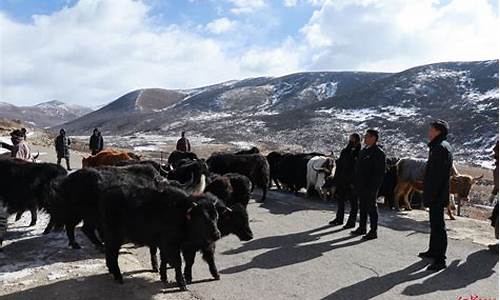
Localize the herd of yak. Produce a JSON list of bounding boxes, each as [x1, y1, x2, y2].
[[0, 146, 482, 291]]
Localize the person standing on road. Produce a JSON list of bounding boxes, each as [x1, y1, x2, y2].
[[329, 133, 361, 229], [487, 140, 499, 204], [0, 129, 32, 160], [488, 140, 499, 253], [351, 129, 386, 240], [418, 120, 453, 271], [176, 131, 191, 152], [89, 128, 104, 155], [55, 129, 71, 171]]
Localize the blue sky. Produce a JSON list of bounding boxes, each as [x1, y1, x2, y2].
[[0, 0, 498, 106]]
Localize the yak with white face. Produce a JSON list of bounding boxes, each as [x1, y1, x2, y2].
[[306, 156, 335, 200]]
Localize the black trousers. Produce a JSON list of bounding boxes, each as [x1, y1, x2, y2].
[[335, 186, 358, 224], [429, 202, 447, 261], [359, 192, 378, 231], [57, 157, 71, 170]]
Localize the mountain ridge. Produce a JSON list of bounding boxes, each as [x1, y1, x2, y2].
[[0, 100, 93, 128]]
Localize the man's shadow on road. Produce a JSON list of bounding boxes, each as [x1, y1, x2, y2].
[[402, 249, 499, 296], [220, 225, 366, 273], [320, 249, 498, 300]]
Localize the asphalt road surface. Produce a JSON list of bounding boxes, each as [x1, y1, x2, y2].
[[1, 190, 498, 300], [128, 190, 498, 300]]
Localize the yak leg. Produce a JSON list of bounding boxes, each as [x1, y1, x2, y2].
[[447, 195, 456, 220], [260, 185, 267, 202], [163, 246, 187, 291], [149, 246, 159, 272], [273, 178, 281, 190], [394, 183, 405, 211], [43, 217, 55, 235], [15, 211, 23, 221], [403, 188, 413, 211], [81, 222, 104, 250], [202, 246, 219, 280], [65, 220, 81, 249], [105, 240, 123, 283], [28, 206, 37, 226], [447, 205, 455, 220], [182, 249, 196, 284]]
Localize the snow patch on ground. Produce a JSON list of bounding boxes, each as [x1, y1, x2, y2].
[[190, 112, 233, 121], [230, 141, 257, 149], [71, 134, 214, 153], [315, 106, 418, 122]]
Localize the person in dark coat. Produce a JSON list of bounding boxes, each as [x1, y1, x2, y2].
[[418, 120, 453, 271], [329, 133, 361, 229], [488, 140, 498, 253], [351, 129, 386, 240], [176, 131, 191, 152], [21, 128, 27, 140], [55, 129, 71, 171], [89, 128, 104, 155]]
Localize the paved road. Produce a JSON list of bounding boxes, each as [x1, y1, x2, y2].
[[131, 190, 498, 300]]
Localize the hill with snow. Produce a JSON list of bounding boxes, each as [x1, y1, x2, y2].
[[61, 60, 499, 165], [0, 100, 92, 128]]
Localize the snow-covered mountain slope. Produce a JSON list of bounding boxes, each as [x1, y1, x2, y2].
[[60, 71, 388, 133], [60, 60, 498, 165], [0, 100, 92, 128]]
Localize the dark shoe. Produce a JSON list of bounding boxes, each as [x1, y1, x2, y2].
[[342, 223, 356, 230], [67, 168, 72, 171], [351, 228, 367, 236], [362, 230, 377, 240], [418, 251, 434, 259], [329, 219, 343, 226], [427, 261, 446, 271]]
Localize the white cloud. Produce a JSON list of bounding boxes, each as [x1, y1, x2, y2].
[[283, 0, 298, 7], [240, 38, 302, 75], [227, 0, 267, 14], [299, 0, 500, 71], [206, 17, 237, 34], [0, 0, 278, 106]]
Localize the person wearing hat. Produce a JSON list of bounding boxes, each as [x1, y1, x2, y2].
[[89, 128, 104, 156], [0, 129, 31, 160], [351, 129, 386, 240], [55, 129, 71, 171], [418, 119, 453, 271]]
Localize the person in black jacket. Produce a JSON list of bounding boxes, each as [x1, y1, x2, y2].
[[89, 128, 104, 155], [176, 131, 191, 152], [329, 133, 361, 229], [418, 120, 453, 271], [351, 129, 386, 240], [55, 129, 71, 171]]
